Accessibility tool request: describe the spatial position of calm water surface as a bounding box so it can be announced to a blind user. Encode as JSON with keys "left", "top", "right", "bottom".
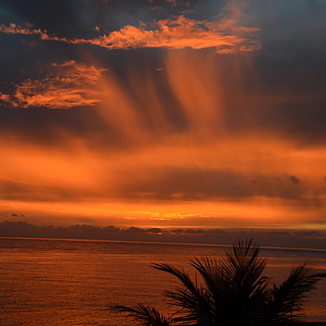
{"left": 0, "top": 237, "right": 325, "bottom": 325}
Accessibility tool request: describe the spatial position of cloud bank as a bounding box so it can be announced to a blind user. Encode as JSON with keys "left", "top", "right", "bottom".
{"left": 1, "top": 220, "right": 326, "bottom": 250}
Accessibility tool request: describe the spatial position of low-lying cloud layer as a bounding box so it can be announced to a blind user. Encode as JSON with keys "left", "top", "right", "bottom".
{"left": 1, "top": 220, "right": 326, "bottom": 250}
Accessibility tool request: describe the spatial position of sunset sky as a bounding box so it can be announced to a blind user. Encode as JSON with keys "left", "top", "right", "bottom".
{"left": 0, "top": 0, "right": 325, "bottom": 230}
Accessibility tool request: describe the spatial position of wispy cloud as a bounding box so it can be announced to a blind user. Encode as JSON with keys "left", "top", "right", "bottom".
{"left": 89, "top": 16, "right": 260, "bottom": 53}
{"left": 0, "top": 61, "right": 105, "bottom": 109}
{"left": 0, "top": 23, "right": 45, "bottom": 36}
{"left": 0, "top": 23, "right": 64, "bottom": 41}
{"left": 0, "top": 12, "right": 260, "bottom": 53}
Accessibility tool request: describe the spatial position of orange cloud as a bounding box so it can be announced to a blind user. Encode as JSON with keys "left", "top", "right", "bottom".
{"left": 0, "top": 23, "right": 67, "bottom": 42}
{"left": 87, "top": 16, "right": 260, "bottom": 53}
{"left": 0, "top": 23, "right": 45, "bottom": 36}
{"left": 0, "top": 9, "right": 260, "bottom": 53}
{"left": 0, "top": 61, "right": 106, "bottom": 109}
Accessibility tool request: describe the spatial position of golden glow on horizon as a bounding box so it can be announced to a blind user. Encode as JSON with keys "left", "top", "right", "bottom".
{"left": 1, "top": 194, "right": 325, "bottom": 229}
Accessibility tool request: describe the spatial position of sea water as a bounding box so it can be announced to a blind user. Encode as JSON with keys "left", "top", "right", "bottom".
{"left": 0, "top": 237, "right": 325, "bottom": 325}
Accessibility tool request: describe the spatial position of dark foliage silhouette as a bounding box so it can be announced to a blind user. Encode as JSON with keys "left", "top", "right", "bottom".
{"left": 113, "top": 239, "right": 326, "bottom": 326}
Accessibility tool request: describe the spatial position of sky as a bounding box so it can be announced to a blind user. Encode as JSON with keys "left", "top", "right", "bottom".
{"left": 0, "top": 0, "right": 325, "bottom": 231}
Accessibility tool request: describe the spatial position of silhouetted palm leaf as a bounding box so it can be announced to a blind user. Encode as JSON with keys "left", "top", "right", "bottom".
{"left": 112, "top": 239, "right": 326, "bottom": 326}
{"left": 190, "top": 239, "right": 269, "bottom": 326}
{"left": 152, "top": 262, "right": 212, "bottom": 325}
{"left": 113, "top": 303, "right": 171, "bottom": 326}
{"left": 263, "top": 262, "right": 326, "bottom": 325}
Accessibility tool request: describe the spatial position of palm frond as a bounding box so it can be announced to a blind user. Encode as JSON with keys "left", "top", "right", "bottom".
{"left": 226, "top": 239, "right": 269, "bottom": 300}
{"left": 264, "top": 262, "right": 326, "bottom": 324}
{"left": 112, "top": 303, "right": 172, "bottom": 326}
{"left": 113, "top": 239, "right": 326, "bottom": 326}
{"left": 151, "top": 262, "right": 200, "bottom": 297}
{"left": 152, "top": 262, "right": 212, "bottom": 326}
{"left": 189, "top": 240, "right": 270, "bottom": 326}
{"left": 189, "top": 256, "right": 230, "bottom": 323}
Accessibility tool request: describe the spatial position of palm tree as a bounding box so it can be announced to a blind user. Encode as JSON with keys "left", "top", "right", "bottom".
{"left": 113, "top": 239, "right": 326, "bottom": 325}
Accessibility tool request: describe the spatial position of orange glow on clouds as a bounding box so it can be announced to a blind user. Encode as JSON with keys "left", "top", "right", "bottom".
{"left": 0, "top": 61, "right": 105, "bottom": 109}
{"left": 0, "top": 1, "right": 325, "bottom": 229}
{"left": 1, "top": 197, "right": 325, "bottom": 229}
{"left": 90, "top": 15, "right": 260, "bottom": 53}
{"left": 1, "top": 50, "right": 326, "bottom": 227}
{"left": 0, "top": 7, "right": 260, "bottom": 53}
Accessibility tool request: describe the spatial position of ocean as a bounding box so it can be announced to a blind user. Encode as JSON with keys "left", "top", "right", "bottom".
{"left": 0, "top": 237, "right": 325, "bottom": 325}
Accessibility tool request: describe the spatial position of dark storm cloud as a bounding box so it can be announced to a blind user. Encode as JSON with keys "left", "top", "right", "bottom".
{"left": 0, "top": 163, "right": 323, "bottom": 208}
{"left": 251, "top": 0, "right": 326, "bottom": 59}
{"left": 113, "top": 167, "right": 321, "bottom": 203}
{"left": 0, "top": 167, "right": 249, "bottom": 202}
{"left": 0, "top": 178, "right": 96, "bottom": 202}
{"left": 253, "top": 100, "right": 326, "bottom": 145}
{"left": 0, "top": 106, "right": 110, "bottom": 148}
{"left": 122, "top": 167, "right": 253, "bottom": 201}
{"left": 0, "top": 0, "right": 323, "bottom": 142}
{"left": 0, "top": 0, "right": 92, "bottom": 38}
{"left": 245, "top": 0, "right": 326, "bottom": 142}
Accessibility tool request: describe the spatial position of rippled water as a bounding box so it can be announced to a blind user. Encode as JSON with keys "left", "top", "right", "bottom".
{"left": 0, "top": 237, "right": 325, "bottom": 325}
